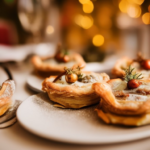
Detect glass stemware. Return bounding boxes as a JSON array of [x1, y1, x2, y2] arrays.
[[18, 0, 49, 43]]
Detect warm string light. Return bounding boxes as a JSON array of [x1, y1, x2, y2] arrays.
[[141, 5, 150, 25], [119, 0, 142, 18], [79, 0, 90, 5], [142, 13, 150, 24], [92, 34, 104, 47], [119, 0, 128, 13], [127, 0, 144, 5], [46, 25, 54, 34], [82, 1, 94, 13], [75, 15, 93, 29], [77, 0, 94, 29], [78, 0, 105, 47], [79, 0, 94, 14], [127, 4, 141, 18]]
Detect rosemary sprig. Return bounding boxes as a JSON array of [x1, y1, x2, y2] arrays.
[[64, 67, 74, 74], [78, 73, 84, 81], [123, 65, 143, 82]]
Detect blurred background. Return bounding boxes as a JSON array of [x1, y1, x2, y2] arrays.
[[0, 0, 149, 62]]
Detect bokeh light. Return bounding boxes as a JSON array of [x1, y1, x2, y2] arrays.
[[117, 13, 132, 29], [92, 34, 104, 47], [79, 0, 90, 4], [81, 16, 93, 29], [46, 25, 54, 34], [127, 0, 144, 5], [142, 13, 150, 24], [119, 0, 142, 18], [119, 0, 129, 13], [127, 4, 141, 18], [83, 1, 94, 13], [75, 15, 93, 29]]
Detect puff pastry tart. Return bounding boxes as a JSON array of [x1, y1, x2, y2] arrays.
[[0, 80, 15, 116], [112, 54, 150, 79], [42, 67, 109, 109], [94, 67, 150, 126], [32, 45, 86, 77]]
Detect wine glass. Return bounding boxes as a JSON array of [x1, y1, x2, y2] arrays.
[[18, 0, 49, 43]]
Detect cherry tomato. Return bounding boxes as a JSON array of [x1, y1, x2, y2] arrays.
[[63, 55, 70, 63], [141, 60, 150, 70], [65, 73, 78, 83], [55, 53, 63, 62], [127, 79, 140, 89]]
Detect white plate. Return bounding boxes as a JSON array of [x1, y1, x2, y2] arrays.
[[26, 73, 44, 93], [27, 62, 112, 93], [17, 93, 150, 144], [84, 62, 112, 73]]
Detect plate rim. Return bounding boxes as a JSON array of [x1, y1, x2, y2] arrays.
[[17, 93, 150, 145], [26, 73, 43, 93]]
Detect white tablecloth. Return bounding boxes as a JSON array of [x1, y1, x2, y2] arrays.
[[0, 61, 150, 150]]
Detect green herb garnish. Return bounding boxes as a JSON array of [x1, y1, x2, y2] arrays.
[[123, 66, 143, 82]]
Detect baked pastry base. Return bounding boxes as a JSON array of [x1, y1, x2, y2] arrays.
[[42, 72, 109, 109], [95, 108, 150, 126]]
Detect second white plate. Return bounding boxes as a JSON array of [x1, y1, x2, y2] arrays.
[[27, 73, 44, 93]]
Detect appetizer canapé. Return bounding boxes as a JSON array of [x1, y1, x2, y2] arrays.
[[32, 44, 86, 77], [94, 66, 150, 126], [112, 53, 150, 79], [0, 80, 15, 116], [42, 67, 109, 109]]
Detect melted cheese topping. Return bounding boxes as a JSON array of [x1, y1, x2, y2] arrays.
[[126, 94, 148, 101], [123, 84, 150, 94], [44, 58, 76, 68], [116, 94, 148, 101], [112, 78, 150, 101], [140, 70, 150, 79], [115, 83, 150, 102]]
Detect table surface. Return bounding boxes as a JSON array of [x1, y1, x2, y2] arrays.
[[0, 61, 150, 150]]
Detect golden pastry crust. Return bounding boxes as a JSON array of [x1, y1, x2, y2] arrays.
[[112, 57, 150, 80], [42, 72, 109, 109], [0, 80, 15, 116], [93, 79, 150, 126], [95, 108, 150, 126], [32, 53, 86, 77], [111, 57, 133, 77]]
